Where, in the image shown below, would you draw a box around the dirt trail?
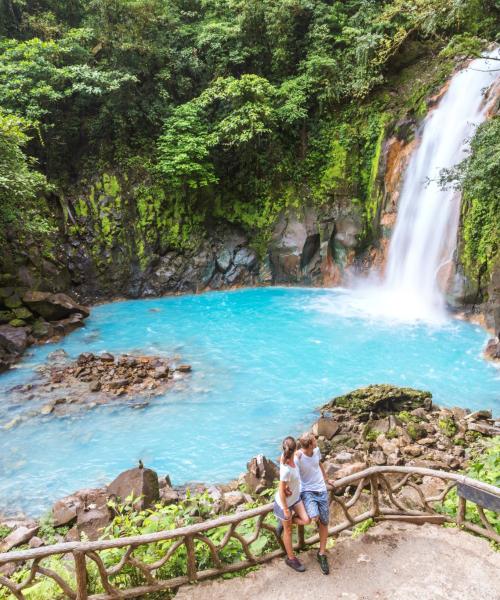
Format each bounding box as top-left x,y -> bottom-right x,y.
176,522 -> 500,600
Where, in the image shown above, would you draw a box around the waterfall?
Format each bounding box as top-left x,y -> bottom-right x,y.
379,49 -> 500,321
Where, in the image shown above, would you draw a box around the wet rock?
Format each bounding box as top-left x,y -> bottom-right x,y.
100,352 -> 114,362
23,291 -> 90,321
89,380 -> 101,392
0,525 -> 39,552
176,364 -> 192,373
244,455 -> 279,494
31,318 -> 53,339
107,466 -> 160,510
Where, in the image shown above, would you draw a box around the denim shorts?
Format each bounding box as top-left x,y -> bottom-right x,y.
301,490 -> 330,525
273,499 -> 301,522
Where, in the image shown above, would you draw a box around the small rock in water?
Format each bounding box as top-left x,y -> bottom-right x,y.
176,364 -> 192,373
100,352 -> 114,362
40,403 -> 54,415
89,380 -> 101,392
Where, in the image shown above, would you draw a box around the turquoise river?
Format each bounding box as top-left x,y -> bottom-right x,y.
0,287 -> 498,516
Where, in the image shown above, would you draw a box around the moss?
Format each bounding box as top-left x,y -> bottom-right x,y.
9,318 -> 26,326
407,422 -> 426,441
386,428 -> 398,440
323,384 -> 432,415
438,417 -> 458,438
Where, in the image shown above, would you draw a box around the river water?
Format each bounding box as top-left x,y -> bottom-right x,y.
0,287 -> 498,516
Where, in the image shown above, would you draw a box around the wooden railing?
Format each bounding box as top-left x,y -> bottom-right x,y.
1,466 -> 499,599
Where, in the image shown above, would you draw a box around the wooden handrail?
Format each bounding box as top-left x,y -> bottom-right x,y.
0,465 -> 498,599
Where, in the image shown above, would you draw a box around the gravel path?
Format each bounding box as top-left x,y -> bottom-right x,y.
176,522 -> 500,600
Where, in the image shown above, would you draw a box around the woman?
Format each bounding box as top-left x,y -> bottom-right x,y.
273,436 -> 311,572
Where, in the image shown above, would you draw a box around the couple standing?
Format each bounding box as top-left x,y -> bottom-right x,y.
274,432 -> 332,574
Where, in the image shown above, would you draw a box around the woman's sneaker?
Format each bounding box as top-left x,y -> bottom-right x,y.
285,557 -> 306,572
317,552 -> 329,575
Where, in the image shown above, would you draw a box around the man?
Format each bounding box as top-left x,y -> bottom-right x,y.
296,432 -> 333,575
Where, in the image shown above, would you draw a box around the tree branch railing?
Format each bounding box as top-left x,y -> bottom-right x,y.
0,466 -> 499,599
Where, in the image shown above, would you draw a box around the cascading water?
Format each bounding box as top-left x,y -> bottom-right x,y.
380,49 -> 500,321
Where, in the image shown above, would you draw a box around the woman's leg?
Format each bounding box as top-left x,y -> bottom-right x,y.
282,517 -> 295,559
291,501 -> 311,526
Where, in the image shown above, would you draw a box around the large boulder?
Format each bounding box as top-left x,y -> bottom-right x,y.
244,455 -> 279,495
321,385 -> 432,418
0,324 -> 28,355
107,466 -> 160,509
0,325 -> 29,372
23,291 -> 90,321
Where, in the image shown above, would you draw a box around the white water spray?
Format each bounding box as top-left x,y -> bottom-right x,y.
311,50 -> 499,325
380,49 -> 500,321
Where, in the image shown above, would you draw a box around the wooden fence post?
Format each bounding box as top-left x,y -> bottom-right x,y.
185,536 -> 197,582
370,475 -> 379,517
298,525 -> 306,550
73,551 -> 88,600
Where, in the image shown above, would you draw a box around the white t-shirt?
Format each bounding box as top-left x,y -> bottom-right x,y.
274,461 -> 301,508
297,447 -> 326,493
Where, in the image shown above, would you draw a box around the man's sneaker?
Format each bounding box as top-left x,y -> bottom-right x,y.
317,552 -> 329,575
275,520 -> 283,539
285,557 -> 306,572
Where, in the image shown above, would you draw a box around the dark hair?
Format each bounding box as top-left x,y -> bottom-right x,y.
282,436 -> 296,462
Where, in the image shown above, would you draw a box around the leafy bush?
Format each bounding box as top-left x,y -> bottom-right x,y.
437,437 -> 500,540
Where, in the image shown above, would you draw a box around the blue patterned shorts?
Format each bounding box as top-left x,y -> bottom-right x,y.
301,490 -> 330,525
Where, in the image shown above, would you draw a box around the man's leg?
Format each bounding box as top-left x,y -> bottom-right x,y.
318,520 -> 328,554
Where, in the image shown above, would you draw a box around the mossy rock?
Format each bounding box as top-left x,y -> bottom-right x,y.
13,307 -> 33,320
32,318 -> 51,338
0,286 -> 14,299
0,310 -> 14,324
9,318 -> 27,327
322,384 -> 432,416
4,294 -> 23,309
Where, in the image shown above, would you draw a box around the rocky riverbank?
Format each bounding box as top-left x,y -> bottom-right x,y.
1,385 -> 498,558
2,351 -> 192,429
0,286 -> 90,372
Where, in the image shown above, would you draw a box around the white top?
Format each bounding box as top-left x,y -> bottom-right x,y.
297,447 -> 326,493
274,460 -> 301,508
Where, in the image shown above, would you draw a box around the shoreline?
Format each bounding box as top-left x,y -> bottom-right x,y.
1,385 -> 498,528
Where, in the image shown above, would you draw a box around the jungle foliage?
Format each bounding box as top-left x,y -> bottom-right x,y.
0,0 -> 498,248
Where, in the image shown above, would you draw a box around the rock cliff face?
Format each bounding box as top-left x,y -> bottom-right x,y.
0,57 -> 497,335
